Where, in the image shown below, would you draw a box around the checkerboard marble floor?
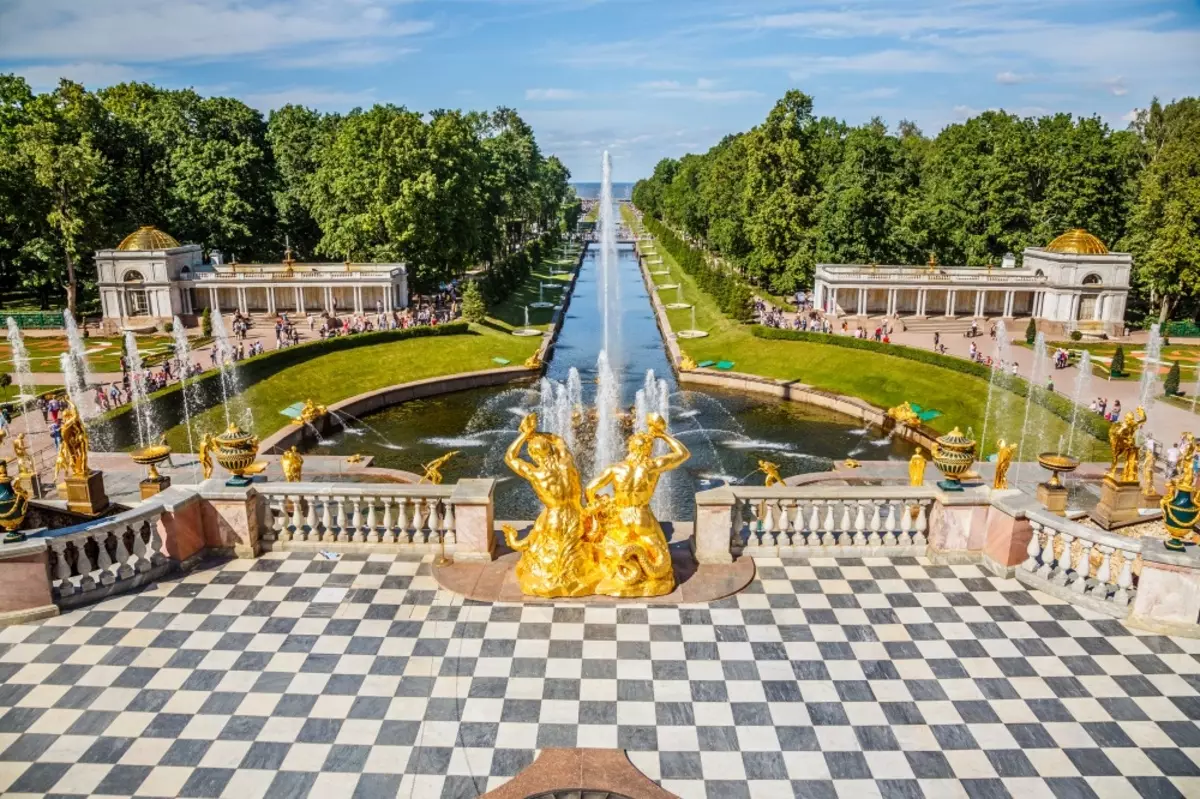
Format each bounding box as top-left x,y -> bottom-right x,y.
2,553 -> 1199,799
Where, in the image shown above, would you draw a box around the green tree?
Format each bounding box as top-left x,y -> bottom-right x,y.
200,307 -> 212,337
266,104 -> 338,257
461,279 -> 486,323
1111,345 -> 1126,377
1165,360 -> 1182,396
1123,98 -> 1200,323
1025,318 -> 1037,345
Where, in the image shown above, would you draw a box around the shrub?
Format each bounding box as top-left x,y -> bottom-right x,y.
1110,345 -> 1125,377
1165,360 -> 1181,396
1025,318 -> 1037,345
200,307 -> 212,337
1069,330 -> 1082,341
750,326 -> 1110,442
461,280 -> 486,323
642,215 -> 757,321
163,320 -> 174,334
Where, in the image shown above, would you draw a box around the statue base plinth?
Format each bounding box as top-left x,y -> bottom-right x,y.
225,475 -> 253,488
937,478 -> 964,492
66,471 -> 109,516
1091,475 -> 1142,529
1037,482 -> 1069,516
1140,490 -> 1162,510
20,474 -> 44,500
140,475 -> 172,500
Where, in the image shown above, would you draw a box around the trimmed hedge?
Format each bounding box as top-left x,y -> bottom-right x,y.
102,322 -> 471,449
751,326 -> 1110,442
642,216 -> 755,322
480,230 -> 560,305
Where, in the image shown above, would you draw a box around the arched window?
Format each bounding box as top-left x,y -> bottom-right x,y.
123,270 -> 145,283
123,270 -> 149,315
179,266 -> 191,276
1082,273 -> 1102,286
1034,269 -> 1045,278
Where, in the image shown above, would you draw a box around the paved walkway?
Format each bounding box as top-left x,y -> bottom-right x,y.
1,552 -> 1197,798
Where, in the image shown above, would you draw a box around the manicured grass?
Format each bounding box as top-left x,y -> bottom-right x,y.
159,324 -> 540,450
625,207 -> 1108,461
486,243 -> 580,331
0,334 -> 204,374
1017,339 -> 1200,382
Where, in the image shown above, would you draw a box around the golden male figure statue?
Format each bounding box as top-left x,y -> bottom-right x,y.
419,451 -> 459,485
993,439 -> 1017,490
1107,406 -> 1147,482
12,433 -> 34,478
59,400 -> 90,478
585,412 -> 689,598
757,460 -> 783,487
198,433 -> 215,480
281,446 -> 304,482
502,413 -> 598,597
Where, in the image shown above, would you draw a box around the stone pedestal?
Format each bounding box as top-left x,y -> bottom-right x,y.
199,480 -> 261,559
1128,539 -> 1200,636
20,474 -> 45,500
0,541 -> 58,628
140,475 -> 171,500
1037,482 -> 1069,516
1091,475 -> 1142,529
65,470 -> 109,516
694,487 -> 735,564
451,479 -> 497,563
1140,490 -> 1163,510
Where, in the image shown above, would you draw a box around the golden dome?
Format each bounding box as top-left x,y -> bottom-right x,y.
117,226 -> 181,251
1045,228 -> 1108,255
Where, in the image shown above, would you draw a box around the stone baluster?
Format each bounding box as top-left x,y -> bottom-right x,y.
94,532 -> 116,587
336,498 -> 350,543
399,498 -> 413,543
1037,528 -> 1058,580
367,498 -> 381,543
114,527 -> 136,581
1052,533 -> 1075,585
133,521 -> 152,574
148,519 -> 166,566
899,501 -> 912,544
1023,522 -> 1042,572
806,502 -> 821,546
444,501 -> 457,546
348,498 -> 363,543
1114,554 -> 1134,606
291,496 -> 305,539
1072,539 -> 1093,593
881,501 -> 898,546
868,502 -> 883,547
1094,546 -> 1113,601
821,502 -> 836,546
269,497 -> 285,543
761,502 -> 775,548
305,500 -> 318,541
414,498 -> 427,544
852,503 -> 867,546
51,540 -> 75,596
913,501 -> 928,546
320,498 -> 333,542
381,498 -> 395,542
780,500 -> 794,546
838,502 -> 853,545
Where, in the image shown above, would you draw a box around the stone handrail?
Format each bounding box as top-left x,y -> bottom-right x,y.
41,503 -> 169,607
695,485 -> 940,561
256,480 -> 494,557
1017,506 -> 1141,615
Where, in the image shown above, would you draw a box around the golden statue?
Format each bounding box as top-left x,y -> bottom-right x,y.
281,446 -> 304,482
1141,446 -> 1158,497
585,412 -> 689,598
1107,406 -> 1147,482
198,433 -> 215,480
1178,432 -> 1197,489
502,413 -> 597,597
419,451 -> 459,485
53,446 -> 68,484
993,439 -> 1016,490
296,398 -> 328,426
757,459 -> 783,487
887,402 -> 921,428
909,447 -> 927,486
680,353 -> 697,371
59,400 -> 90,478
844,458 -> 861,469
524,354 -> 542,370
347,453 -> 364,464
12,433 -> 34,478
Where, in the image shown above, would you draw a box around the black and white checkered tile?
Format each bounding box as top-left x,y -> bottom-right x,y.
1,553 -> 1199,799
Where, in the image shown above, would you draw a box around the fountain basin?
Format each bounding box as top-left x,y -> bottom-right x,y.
676,330 -> 709,339
657,283 -> 680,290
1037,452 -> 1080,487
511,328 -> 543,337
528,302 -> 556,309
664,303 -> 693,310
651,270 -> 670,276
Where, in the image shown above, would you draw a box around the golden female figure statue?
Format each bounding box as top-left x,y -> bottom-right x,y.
59,400 -> 90,478
198,433 -> 215,480
12,433 -> 34,478
281,446 -> 304,482
908,447 -> 927,487
993,439 -> 1017,490
502,413 -> 598,597
1107,406 -> 1147,481
585,412 -> 689,598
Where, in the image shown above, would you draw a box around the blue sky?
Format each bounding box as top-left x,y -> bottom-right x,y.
1,0 -> 1198,182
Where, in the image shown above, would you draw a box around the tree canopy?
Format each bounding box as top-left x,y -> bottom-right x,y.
634,90 -> 1192,323
0,76 -> 578,308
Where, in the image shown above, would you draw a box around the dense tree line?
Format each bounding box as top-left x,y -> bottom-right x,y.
634,90 -> 1200,324
0,76 -> 581,313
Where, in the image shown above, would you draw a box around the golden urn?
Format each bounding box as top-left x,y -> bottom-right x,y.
130,439 -> 172,482
931,427 -> 976,491
1037,452 -> 1080,488
213,423 -> 267,485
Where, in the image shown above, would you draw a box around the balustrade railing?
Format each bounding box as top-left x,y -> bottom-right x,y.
258,483 -> 459,550
46,504 -> 167,603
1018,509 -> 1140,616
717,486 -> 939,556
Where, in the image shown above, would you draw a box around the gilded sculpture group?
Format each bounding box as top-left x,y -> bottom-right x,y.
502,411 -> 689,598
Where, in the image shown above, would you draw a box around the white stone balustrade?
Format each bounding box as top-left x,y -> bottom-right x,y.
257,479 -> 495,559
695,485 -> 939,562
47,504 -> 168,606
1018,507 -> 1141,617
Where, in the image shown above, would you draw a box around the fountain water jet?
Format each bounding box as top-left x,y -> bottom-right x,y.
593,350 -> 621,480
1138,323 -> 1163,419
122,332 -> 158,448
979,320 -> 1012,460
5,319 -> 38,452
210,309 -> 255,431
171,318 -> 200,472
1014,331 -> 1048,482
1066,351 -> 1093,457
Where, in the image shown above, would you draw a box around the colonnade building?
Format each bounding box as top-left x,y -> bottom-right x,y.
812,229 -> 1131,336
96,226 -> 408,332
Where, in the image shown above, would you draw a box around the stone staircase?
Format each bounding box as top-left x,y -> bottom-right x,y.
900,316 -> 990,335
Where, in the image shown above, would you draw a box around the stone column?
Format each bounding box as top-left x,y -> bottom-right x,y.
887,288 -> 897,316
831,288 -> 839,316
199,480 -> 263,559
917,289 -> 927,317
295,286 -> 304,314
858,288 -> 867,315
324,286 -> 333,312
694,488 -> 735,564
974,291 -> 984,317
450,479 -> 497,562
209,287 -> 219,313
1004,291 -> 1014,317
947,289 -> 956,317
354,286 -> 363,314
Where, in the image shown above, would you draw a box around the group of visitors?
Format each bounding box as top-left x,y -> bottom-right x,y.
1053,348 -> 1073,369
1165,435 -> 1200,483
1089,398 -> 1124,422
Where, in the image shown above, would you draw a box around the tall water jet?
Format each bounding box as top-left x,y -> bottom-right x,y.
1015,331 -> 1048,481
593,350 -> 621,479
172,317 -> 199,465
979,320 -> 1012,456
210,308 -> 254,431
1138,323 -> 1162,417
123,332 -> 158,448
598,151 -> 620,361
1066,351 -> 1093,457
5,319 -> 37,445
61,311 -> 100,421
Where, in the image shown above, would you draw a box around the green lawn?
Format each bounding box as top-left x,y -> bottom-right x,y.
1017,339 -> 1200,383
485,243 -> 580,331
0,334 -> 205,375
625,206 -> 1108,461
160,325 -> 540,450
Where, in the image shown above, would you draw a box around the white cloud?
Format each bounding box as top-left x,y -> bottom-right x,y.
13,62 -> 150,91
995,70 -> 1032,85
780,49 -> 949,78
1104,77 -> 1128,96
281,46 -> 416,70
1121,108 -> 1141,124
524,88 -> 583,101
847,87 -> 899,100
636,78 -> 759,102
241,86 -> 380,112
